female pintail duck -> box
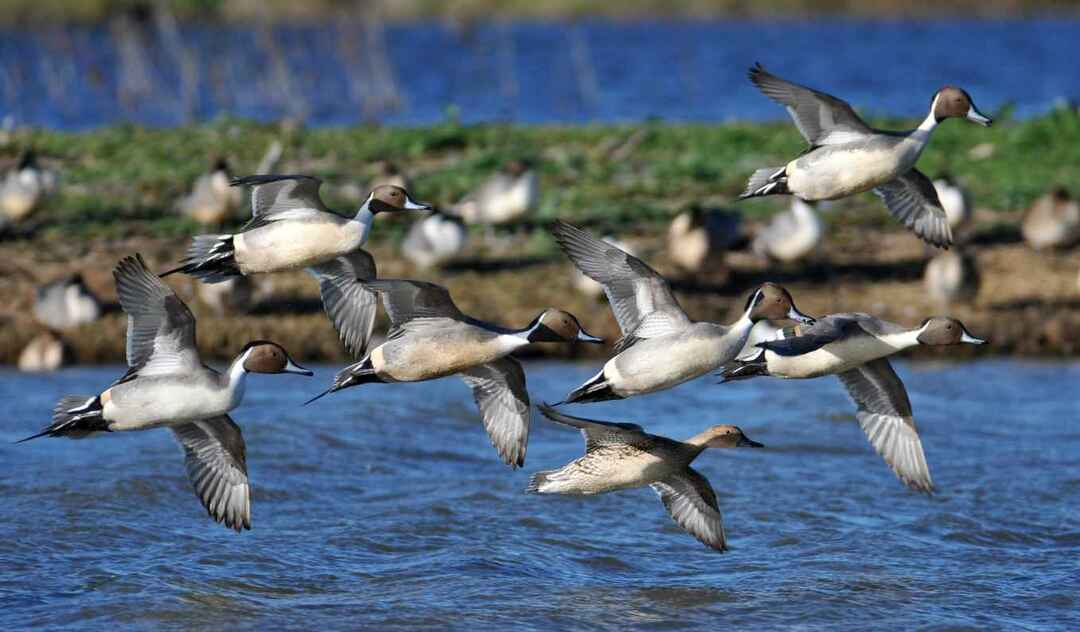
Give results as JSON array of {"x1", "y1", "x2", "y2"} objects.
[
  {"x1": 33, "y1": 273, "x2": 103, "y2": 330},
  {"x1": 551, "y1": 220, "x2": 813, "y2": 403},
  {"x1": 740, "y1": 63, "x2": 992, "y2": 248},
  {"x1": 1022, "y1": 187, "x2": 1079, "y2": 250},
  {"x1": 307, "y1": 278, "x2": 602, "y2": 468},
  {"x1": 529, "y1": 404, "x2": 763, "y2": 552},
  {"x1": 163, "y1": 174, "x2": 431, "y2": 282},
  {"x1": 752, "y1": 197, "x2": 824, "y2": 263},
  {"x1": 924, "y1": 249, "x2": 980, "y2": 307},
  {"x1": 720, "y1": 314, "x2": 985, "y2": 493},
  {"x1": 667, "y1": 206, "x2": 742, "y2": 273},
  {"x1": 933, "y1": 174, "x2": 971, "y2": 232},
  {"x1": 19, "y1": 254, "x2": 312, "y2": 532},
  {"x1": 454, "y1": 159, "x2": 538, "y2": 226},
  {"x1": 401, "y1": 209, "x2": 467, "y2": 269},
  {"x1": 1, "y1": 149, "x2": 58, "y2": 224},
  {"x1": 177, "y1": 157, "x2": 243, "y2": 227}
]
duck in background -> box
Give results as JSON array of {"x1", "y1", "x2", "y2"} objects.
[
  {"x1": 177, "y1": 157, "x2": 243, "y2": 228},
  {"x1": 667, "y1": 206, "x2": 742, "y2": 273},
  {"x1": 33, "y1": 274, "x2": 103, "y2": 331},
  {"x1": 455, "y1": 159, "x2": 538, "y2": 228},
  {"x1": 924, "y1": 249, "x2": 980, "y2": 308},
  {"x1": 1, "y1": 149, "x2": 58, "y2": 227},
  {"x1": 752, "y1": 198, "x2": 823, "y2": 263},
  {"x1": 401, "y1": 210, "x2": 468, "y2": 270},
  {"x1": 1022, "y1": 187, "x2": 1079, "y2": 250},
  {"x1": 369, "y1": 161, "x2": 412, "y2": 191},
  {"x1": 933, "y1": 174, "x2": 971, "y2": 233},
  {"x1": 195, "y1": 276, "x2": 256, "y2": 316},
  {"x1": 18, "y1": 331, "x2": 72, "y2": 372}
]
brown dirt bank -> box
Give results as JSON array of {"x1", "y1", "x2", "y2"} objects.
[{"x1": 3, "y1": 214, "x2": 1079, "y2": 367}]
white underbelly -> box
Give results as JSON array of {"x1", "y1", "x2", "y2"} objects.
[
  {"x1": 104, "y1": 382, "x2": 233, "y2": 431},
  {"x1": 767, "y1": 337, "x2": 898, "y2": 378},
  {"x1": 606, "y1": 335, "x2": 736, "y2": 397},
  {"x1": 236, "y1": 223, "x2": 358, "y2": 273},
  {"x1": 787, "y1": 146, "x2": 912, "y2": 200}
]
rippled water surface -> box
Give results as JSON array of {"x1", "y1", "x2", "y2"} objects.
[
  {"x1": 1, "y1": 20, "x2": 1078, "y2": 127},
  {"x1": 2, "y1": 360, "x2": 1079, "y2": 629}
]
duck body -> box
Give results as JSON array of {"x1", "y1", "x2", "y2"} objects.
[
  {"x1": 1, "y1": 151, "x2": 57, "y2": 222},
  {"x1": 233, "y1": 212, "x2": 364, "y2": 273},
  {"x1": 759, "y1": 324, "x2": 918, "y2": 379},
  {"x1": 401, "y1": 211, "x2": 467, "y2": 269},
  {"x1": 34, "y1": 275, "x2": 102, "y2": 330},
  {"x1": 532, "y1": 435, "x2": 687, "y2": 495},
  {"x1": 99, "y1": 367, "x2": 245, "y2": 432},
  {"x1": 924, "y1": 250, "x2": 979, "y2": 306},
  {"x1": 785, "y1": 132, "x2": 926, "y2": 201},
  {"x1": 369, "y1": 322, "x2": 525, "y2": 382},
  {"x1": 1022, "y1": 188, "x2": 1079, "y2": 250},
  {"x1": 753, "y1": 198, "x2": 823, "y2": 263},
  {"x1": 456, "y1": 161, "x2": 537, "y2": 225}
]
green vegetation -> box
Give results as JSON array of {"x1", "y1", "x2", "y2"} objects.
[{"x1": 7, "y1": 107, "x2": 1080, "y2": 247}]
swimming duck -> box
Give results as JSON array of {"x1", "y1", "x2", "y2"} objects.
[
  {"x1": 667, "y1": 207, "x2": 742, "y2": 273},
  {"x1": 924, "y1": 249, "x2": 980, "y2": 307},
  {"x1": 177, "y1": 157, "x2": 243, "y2": 227},
  {"x1": 33, "y1": 273, "x2": 103, "y2": 330},
  {"x1": 164, "y1": 174, "x2": 430, "y2": 282},
  {"x1": 20, "y1": 254, "x2": 312, "y2": 531},
  {"x1": 740, "y1": 63, "x2": 992, "y2": 248},
  {"x1": 1022, "y1": 188, "x2": 1079, "y2": 250},
  {"x1": 529, "y1": 404, "x2": 763, "y2": 552},
  {"x1": 401, "y1": 210, "x2": 468, "y2": 269},
  {"x1": 720, "y1": 313, "x2": 985, "y2": 492},
  {"x1": 752, "y1": 197, "x2": 824, "y2": 263},
  {"x1": 1, "y1": 149, "x2": 58, "y2": 224},
  {"x1": 306, "y1": 278, "x2": 602, "y2": 467},
  {"x1": 454, "y1": 159, "x2": 538, "y2": 226},
  {"x1": 933, "y1": 174, "x2": 971, "y2": 231},
  {"x1": 552, "y1": 220, "x2": 813, "y2": 403}
]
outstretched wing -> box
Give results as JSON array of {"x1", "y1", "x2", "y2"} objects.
[
  {"x1": 748, "y1": 63, "x2": 874, "y2": 146},
  {"x1": 307, "y1": 250, "x2": 378, "y2": 357},
  {"x1": 651, "y1": 467, "x2": 727, "y2": 551},
  {"x1": 874, "y1": 169, "x2": 953, "y2": 248},
  {"x1": 113, "y1": 254, "x2": 200, "y2": 376},
  {"x1": 536, "y1": 403, "x2": 650, "y2": 452},
  {"x1": 232, "y1": 174, "x2": 332, "y2": 228},
  {"x1": 460, "y1": 357, "x2": 531, "y2": 468},
  {"x1": 362, "y1": 279, "x2": 464, "y2": 329},
  {"x1": 171, "y1": 415, "x2": 251, "y2": 532}
]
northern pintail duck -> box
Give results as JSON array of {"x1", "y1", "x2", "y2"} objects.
[
  {"x1": 667, "y1": 207, "x2": 742, "y2": 273},
  {"x1": 740, "y1": 63, "x2": 992, "y2": 248},
  {"x1": 1, "y1": 149, "x2": 58, "y2": 224},
  {"x1": 177, "y1": 157, "x2": 243, "y2": 227},
  {"x1": 933, "y1": 174, "x2": 971, "y2": 231},
  {"x1": 20, "y1": 254, "x2": 312, "y2": 531},
  {"x1": 552, "y1": 220, "x2": 813, "y2": 403},
  {"x1": 196, "y1": 275, "x2": 256, "y2": 316},
  {"x1": 33, "y1": 273, "x2": 102, "y2": 330},
  {"x1": 720, "y1": 313, "x2": 985, "y2": 492},
  {"x1": 752, "y1": 197, "x2": 824, "y2": 263},
  {"x1": 307, "y1": 278, "x2": 602, "y2": 467},
  {"x1": 18, "y1": 331, "x2": 70, "y2": 372},
  {"x1": 401, "y1": 210, "x2": 468, "y2": 269},
  {"x1": 1022, "y1": 187, "x2": 1079, "y2": 250},
  {"x1": 455, "y1": 159, "x2": 538, "y2": 226},
  {"x1": 924, "y1": 249, "x2": 980, "y2": 307},
  {"x1": 529, "y1": 404, "x2": 763, "y2": 552}
]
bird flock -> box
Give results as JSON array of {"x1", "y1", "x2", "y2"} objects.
[{"x1": 21, "y1": 64, "x2": 1003, "y2": 551}]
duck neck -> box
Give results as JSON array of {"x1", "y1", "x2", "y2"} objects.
[
  {"x1": 681, "y1": 432, "x2": 714, "y2": 460},
  {"x1": 353, "y1": 197, "x2": 376, "y2": 245},
  {"x1": 877, "y1": 327, "x2": 924, "y2": 352},
  {"x1": 912, "y1": 98, "x2": 940, "y2": 146},
  {"x1": 728, "y1": 310, "x2": 756, "y2": 347},
  {"x1": 224, "y1": 351, "x2": 251, "y2": 409}
]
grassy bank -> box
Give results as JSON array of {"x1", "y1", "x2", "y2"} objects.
[{"x1": 2, "y1": 111, "x2": 1080, "y2": 364}]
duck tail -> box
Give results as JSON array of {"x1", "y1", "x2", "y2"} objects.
[
  {"x1": 17, "y1": 395, "x2": 107, "y2": 443},
  {"x1": 160, "y1": 234, "x2": 240, "y2": 283},
  {"x1": 304, "y1": 361, "x2": 380, "y2": 405},
  {"x1": 526, "y1": 470, "x2": 555, "y2": 494},
  {"x1": 740, "y1": 166, "x2": 789, "y2": 199},
  {"x1": 717, "y1": 352, "x2": 769, "y2": 383},
  {"x1": 562, "y1": 371, "x2": 621, "y2": 405}
]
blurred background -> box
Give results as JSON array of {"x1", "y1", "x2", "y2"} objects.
[{"x1": 1, "y1": 0, "x2": 1079, "y2": 367}]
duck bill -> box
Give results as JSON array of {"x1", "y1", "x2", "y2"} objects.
[
  {"x1": 404, "y1": 196, "x2": 433, "y2": 211},
  {"x1": 576, "y1": 329, "x2": 604, "y2": 344},
  {"x1": 738, "y1": 436, "x2": 764, "y2": 448},
  {"x1": 966, "y1": 106, "x2": 992, "y2": 127},
  {"x1": 960, "y1": 331, "x2": 986, "y2": 345},
  {"x1": 284, "y1": 359, "x2": 314, "y2": 376},
  {"x1": 787, "y1": 306, "x2": 816, "y2": 325}
]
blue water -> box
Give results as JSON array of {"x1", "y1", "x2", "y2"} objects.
[
  {"x1": 2, "y1": 360, "x2": 1078, "y2": 629},
  {"x1": 1, "y1": 20, "x2": 1078, "y2": 129}
]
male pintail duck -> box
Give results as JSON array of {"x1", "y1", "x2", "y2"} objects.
[
  {"x1": 454, "y1": 159, "x2": 538, "y2": 226},
  {"x1": 164, "y1": 174, "x2": 430, "y2": 282},
  {"x1": 740, "y1": 63, "x2": 992, "y2": 248},
  {"x1": 1022, "y1": 187, "x2": 1079, "y2": 250},
  {"x1": 667, "y1": 206, "x2": 742, "y2": 273},
  {"x1": 33, "y1": 273, "x2": 103, "y2": 330},
  {"x1": 752, "y1": 197, "x2": 824, "y2": 263},
  {"x1": 1, "y1": 149, "x2": 58, "y2": 224},
  {"x1": 307, "y1": 278, "x2": 602, "y2": 467},
  {"x1": 19, "y1": 254, "x2": 312, "y2": 531},
  {"x1": 529, "y1": 404, "x2": 763, "y2": 552},
  {"x1": 574, "y1": 235, "x2": 635, "y2": 298},
  {"x1": 551, "y1": 220, "x2": 813, "y2": 403},
  {"x1": 177, "y1": 157, "x2": 243, "y2": 227},
  {"x1": 401, "y1": 210, "x2": 468, "y2": 269},
  {"x1": 924, "y1": 249, "x2": 980, "y2": 307},
  {"x1": 720, "y1": 313, "x2": 985, "y2": 492}
]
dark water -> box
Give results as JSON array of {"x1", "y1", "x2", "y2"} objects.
[
  {"x1": 2, "y1": 359, "x2": 1078, "y2": 629},
  {"x1": 1, "y1": 20, "x2": 1078, "y2": 129}
]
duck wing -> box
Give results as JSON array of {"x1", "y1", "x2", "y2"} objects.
[
  {"x1": 361, "y1": 279, "x2": 465, "y2": 332},
  {"x1": 536, "y1": 403, "x2": 650, "y2": 452},
  {"x1": 755, "y1": 313, "x2": 868, "y2": 357},
  {"x1": 171, "y1": 415, "x2": 251, "y2": 532},
  {"x1": 748, "y1": 63, "x2": 874, "y2": 146},
  {"x1": 651, "y1": 467, "x2": 727, "y2": 551},
  {"x1": 460, "y1": 357, "x2": 530, "y2": 468},
  {"x1": 307, "y1": 250, "x2": 378, "y2": 357},
  {"x1": 837, "y1": 358, "x2": 933, "y2": 493},
  {"x1": 113, "y1": 254, "x2": 201, "y2": 377},
  {"x1": 551, "y1": 220, "x2": 690, "y2": 342},
  {"x1": 874, "y1": 168, "x2": 953, "y2": 248},
  {"x1": 232, "y1": 174, "x2": 333, "y2": 230}
]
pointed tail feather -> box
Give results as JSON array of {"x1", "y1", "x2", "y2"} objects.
[
  {"x1": 161, "y1": 234, "x2": 241, "y2": 283},
  {"x1": 740, "y1": 166, "x2": 789, "y2": 199},
  {"x1": 526, "y1": 470, "x2": 553, "y2": 494},
  {"x1": 18, "y1": 395, "x2": 106, "y2": 443}
]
